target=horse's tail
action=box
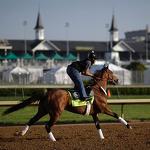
[2,95,40,116]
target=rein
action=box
[94,77,115,83]
[95,79,106,89]
[90,79,108,97]
[90,68,118,96]
[93,76,106,81]
[92,75,115,96]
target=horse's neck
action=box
[91,80,108,97]
[97,80,107,90]
[91,80,107,92]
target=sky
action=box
[0,0,150,41]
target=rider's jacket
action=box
[69,59,92,73]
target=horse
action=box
[3,65,132,141]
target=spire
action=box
[34,10,45,40]
[109,13,119,48]
[109,14,118,32]
[34,11,44,29]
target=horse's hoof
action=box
[14,131,22,136]
[127,124,132,129]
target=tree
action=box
[126,62,147,84]
[126,62,147,71]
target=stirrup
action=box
[80,97,91,101]
[85,97,92,101]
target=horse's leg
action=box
[16,107,47,136]
[45,112,61,141]
[103,107,132,129]
[92,114,104,140]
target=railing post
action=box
[121,104,124,118]
[21,88,25,100]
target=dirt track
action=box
[0,122,150,150]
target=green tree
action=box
[126,62,147,84]
[126,62,147,71]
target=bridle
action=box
[93,69,115,83]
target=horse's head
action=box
[94,65,119,85]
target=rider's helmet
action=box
[88,50,96,60]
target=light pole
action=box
[145,24,149,61]
[105,23,110,62]
[105,23,109,52]
[23,20,27,54]
[65,22,70,56]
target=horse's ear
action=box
[103,63,109,69]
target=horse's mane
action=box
[85,68,104,87]
[94,67,105,77]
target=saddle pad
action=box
[68,91,94,107]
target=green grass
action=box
[0,104,150,125]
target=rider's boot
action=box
[80,96,91,101]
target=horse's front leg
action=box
[104,108,132,129]
[118,115,132,129]
[92,114,104,140]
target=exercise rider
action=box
[67,51,96,101]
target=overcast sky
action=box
[0,0,150,41]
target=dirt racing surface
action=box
[0,122,150,150]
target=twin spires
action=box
[33,10,119,44]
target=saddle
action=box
[68,88,94,107]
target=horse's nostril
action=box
[116,79,119,84]
[113,79,118,85]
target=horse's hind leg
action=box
[103,107,132,129]
[16,108,47,136]
[45,112,61,141]
[92,114,104,140]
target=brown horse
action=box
[3,65,132,141]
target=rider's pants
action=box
[67,65,88,98]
